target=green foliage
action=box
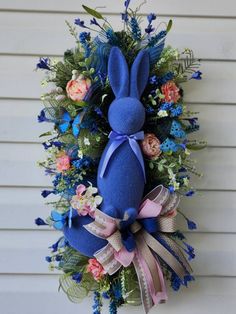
[166,19,173,33]
[82,5,104,20]
[60,247,88,273]
[59,273,97,303]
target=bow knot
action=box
[99,130,146,181]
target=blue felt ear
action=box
[108,47,129,99]
[130,50,150,99]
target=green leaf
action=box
[158,164,164,172]
[39,131,53,138]
[82,5,104,19]
[149,162,154,170]
[166,19,173,33]
[73,101,87,107]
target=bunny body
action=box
[97,47,150,219]
[63,47,150,257]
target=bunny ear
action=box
[130,50,150,99]
[108,47,129,99]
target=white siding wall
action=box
[0,1,235,313]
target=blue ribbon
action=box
[99,130,146,182]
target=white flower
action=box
[84,137,90,146]
[183,177,189,186]
[173,181,180,190]
[56,87,63,93]
[158,110,168,117]
[185,148,191,156]
[41,79,48,87]
[78,150,83,158]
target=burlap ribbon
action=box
[85,185,192,313]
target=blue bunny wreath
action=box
[35,2,205,314]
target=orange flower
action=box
[87,258,105,281]
[161,81,180,103]
[140,133,161,159]
[56,154,70,172]
[66,76,91,101]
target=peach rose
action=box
[56,154,70,172]
[87,258,105,281]
[140,133,161,159]
[66,75,91,101]
[161,81,180,103]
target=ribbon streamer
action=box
[99,130,146,182]
[84,185,192,313]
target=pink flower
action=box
[66,76,91,101]
[76,184,86,197]
[87,258,105,281]
[140,133,161,159]
[70,184,102,217]
[56,154,70,172]
[161,81,180,103]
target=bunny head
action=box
[108,47,150,135]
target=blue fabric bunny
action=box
[97,47,150,219]
[64,47,150,257]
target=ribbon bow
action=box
[85,185,192,313]
[99,130,146,182]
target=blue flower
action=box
[106,28,118,44]
[185,190,195,197]
[93,291,102,314]
[42,141,62,150]
[45,256,52,263]
[90,18,100,27]
[94,107,103,116]
[79,31,91,43]
[36,57,50,70]
[72,272,83,284]
[121,13,129,22]
[55,255,62,262]
[124,0,131,9]
[149,75,158,84]
[187,117,198,126]
[160,102,172,110]
[37,109,49,123]
[146,106,155,114]
[102,292,110,299]
[145,24,154,34]
[147,13,156,24]
[35,217,48,226]
[72,157,92,169]
[183,242,195,261]
[41,190,55,198]
[183,274,195,286]
[74,18,86,28]
[171,272,182,291]
[170,105,183,117]
[168,186,175,194]
[49,239,60,252]
[186,218,197,230]
[51,210,67,230]
[191,71,202,80]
